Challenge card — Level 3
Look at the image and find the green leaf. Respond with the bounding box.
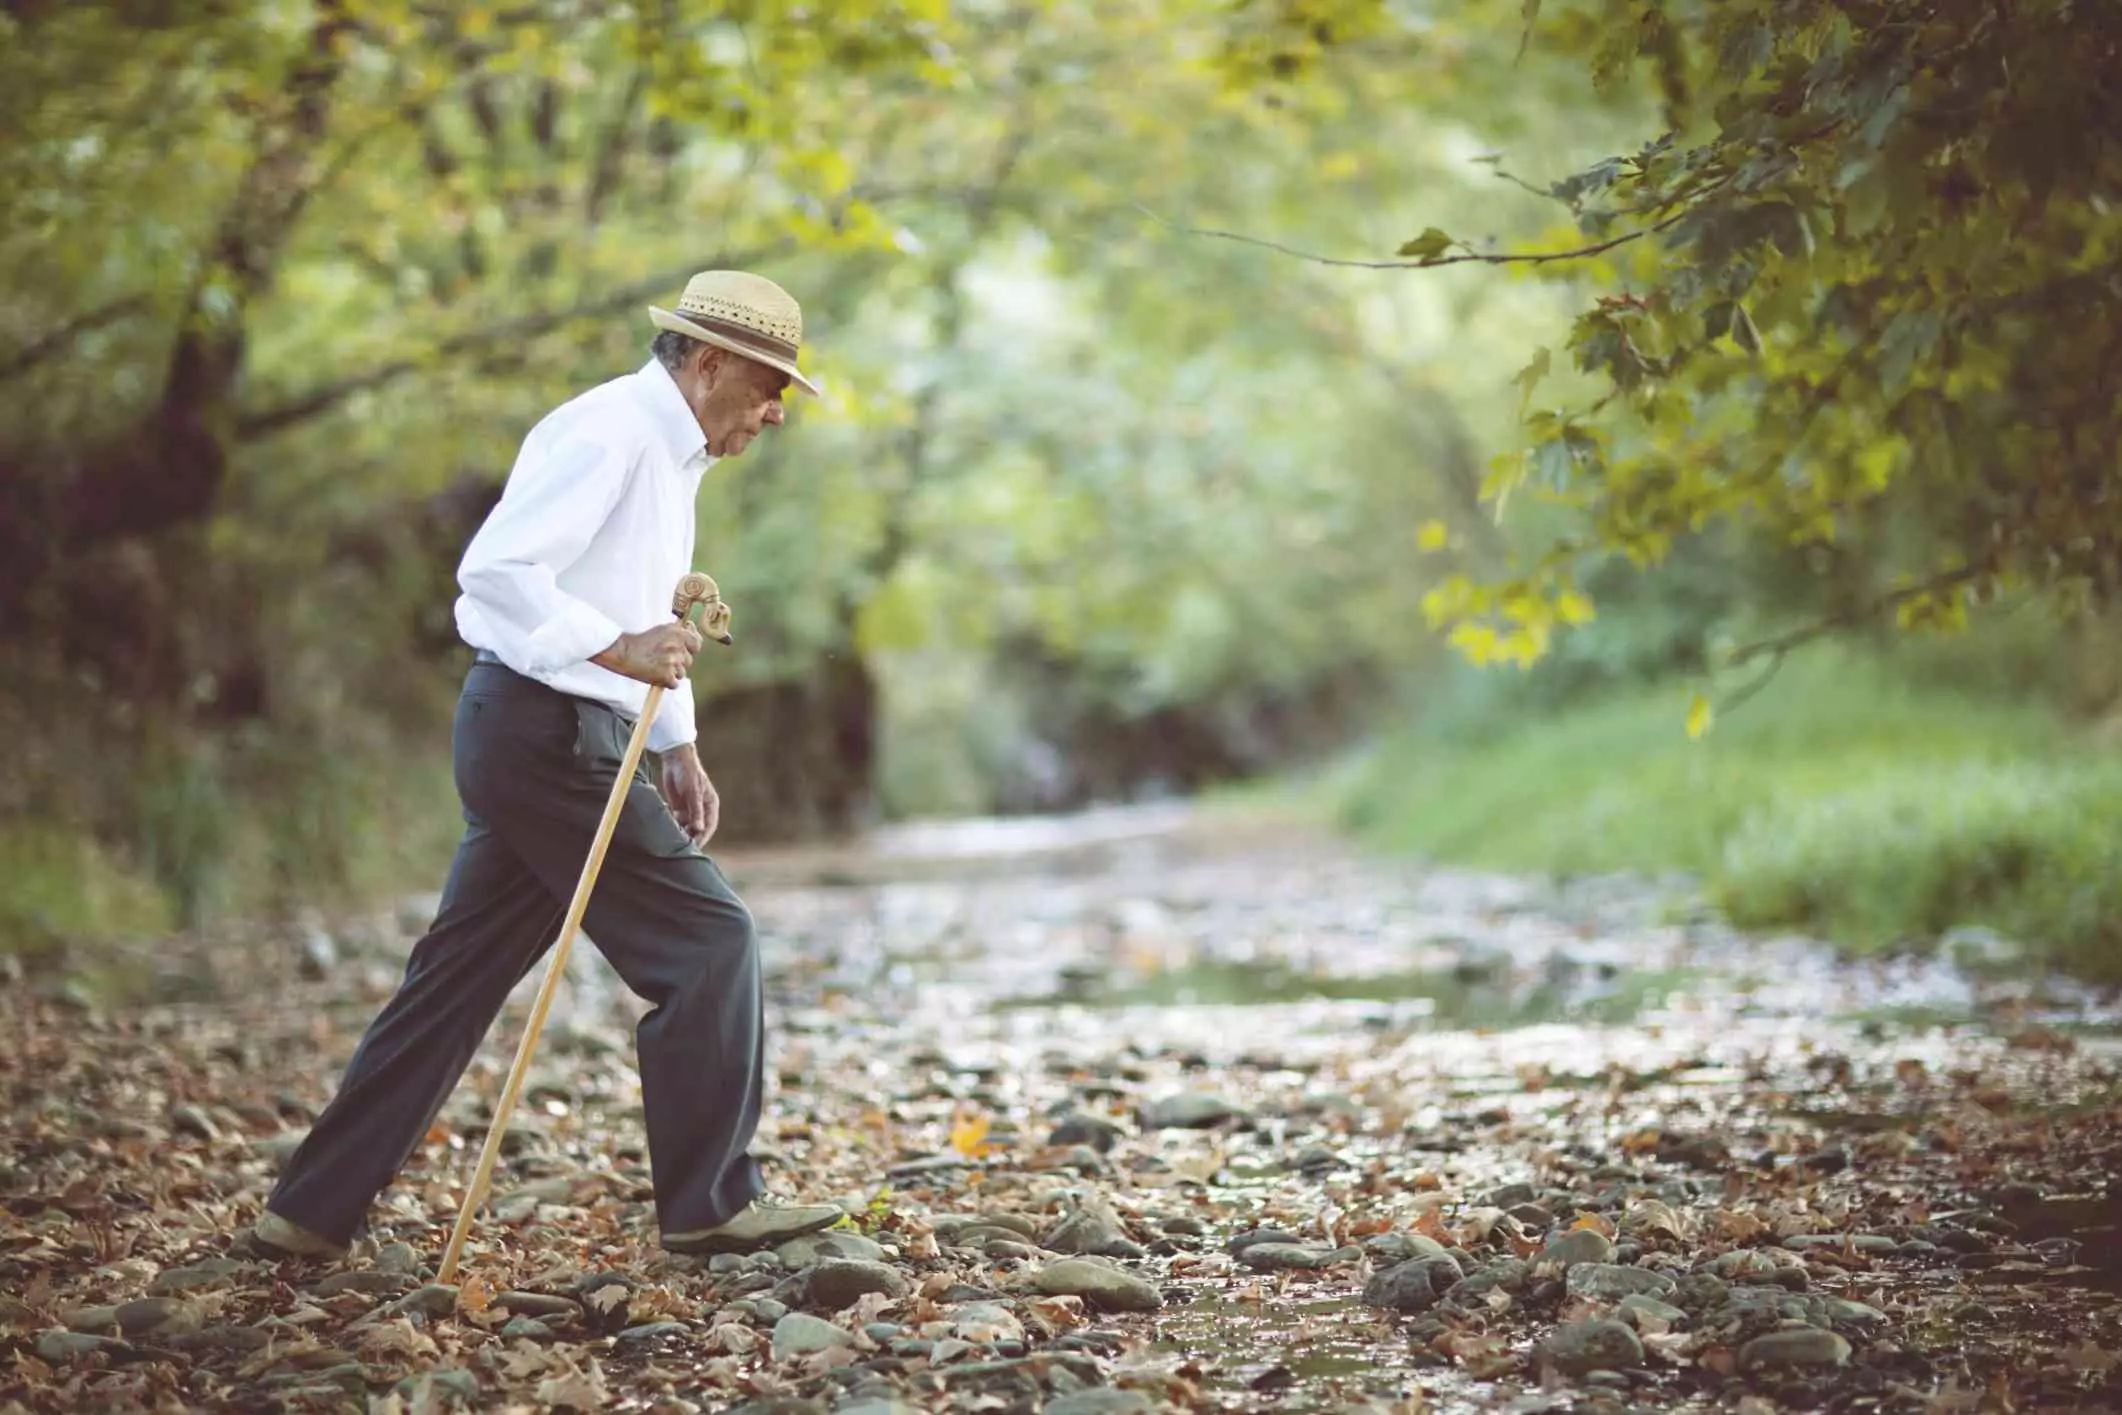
[1397,227,1454,262]
[1511,346,1551,421]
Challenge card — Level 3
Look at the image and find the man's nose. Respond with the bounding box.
[764,400,785,426]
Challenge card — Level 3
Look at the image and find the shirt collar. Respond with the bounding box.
[636,357,710,469]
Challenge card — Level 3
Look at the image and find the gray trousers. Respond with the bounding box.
[267,659,765,1244]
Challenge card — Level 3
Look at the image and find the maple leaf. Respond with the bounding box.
[949,1109,997,1158]
[455,1273,495,1317]
[2062,1342,2119,1375]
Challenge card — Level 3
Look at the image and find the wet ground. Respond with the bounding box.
[5,803,2122,1412]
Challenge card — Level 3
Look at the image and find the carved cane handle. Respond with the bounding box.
[672,571,734,646]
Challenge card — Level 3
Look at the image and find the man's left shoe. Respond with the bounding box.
[663,1197,845,1255]
[245,1209,348,1260]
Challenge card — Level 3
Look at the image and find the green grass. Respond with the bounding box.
[1333,647,2122,984]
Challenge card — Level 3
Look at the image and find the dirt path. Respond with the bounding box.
[5,805,2122,1413]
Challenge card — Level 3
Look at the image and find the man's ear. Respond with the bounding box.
[695,345,725,385]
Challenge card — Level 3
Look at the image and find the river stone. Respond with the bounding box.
[501,1316,553,1341]
[1239,1243,1358,1272]
[1617,1295,1689,1330]
[1567,1264,1680,1302]
[1540,1319,1647,1376]
[947,1302,1024,1343]
[1226,1227,1307,1254]
[310,1270,407,1297]
[1362,1232,1454,1265]
[772,1312,851,1361]
[115,1297,203,1337]
[374,1242,422,1276]
[616,1320,689,1344]
[37,1331,131,1362]
[1541,1229,1615,1269]
[1139,1092,1246,1130]
[1049,1114,1126,1152]
[151,1257,256,1294]
[1029,1258,1162,1312]
[1044,1392,1153,1415]
[496,1291,577,1318]
[1450,1258,1531,1298]
[805,1260,909,1310]
[778,1231,888,1267]
[1825,1298,1890,1330]
[1782,1234,1898,1253]
[1363,1256,1462,1313]
[1483,1183,1539,1209]
[1739,1328,1852,1371]
[384,1285,460,1320]
[1045,1198,1133,1256]
[1702,1250,1802,1286]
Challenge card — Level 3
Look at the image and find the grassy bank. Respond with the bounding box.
[1330,647,2122,985]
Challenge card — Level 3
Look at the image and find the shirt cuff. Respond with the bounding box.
[523,601,626,675]
[648,683,697,753]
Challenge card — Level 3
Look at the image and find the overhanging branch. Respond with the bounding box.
[1134,202,1692,270]
[235,248,785,439]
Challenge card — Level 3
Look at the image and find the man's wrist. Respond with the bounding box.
[589,631,632,674]
[660,741,700,763]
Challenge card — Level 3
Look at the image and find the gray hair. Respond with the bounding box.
[652,329,708,374]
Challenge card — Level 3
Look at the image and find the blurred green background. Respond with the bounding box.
[6,0,2119,984]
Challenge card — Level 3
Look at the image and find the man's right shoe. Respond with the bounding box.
[246,1210,348,1260]
[662,1197,845,1256]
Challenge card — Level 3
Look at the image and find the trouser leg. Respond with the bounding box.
[455,682,766,1235]
[266,819,560,1245]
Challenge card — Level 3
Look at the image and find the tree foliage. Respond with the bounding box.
[1309,0,2122,691]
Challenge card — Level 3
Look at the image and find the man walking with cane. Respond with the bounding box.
[250,271,841,1261]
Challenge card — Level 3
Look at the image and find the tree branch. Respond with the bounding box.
[235,248,786,439]
[1724,564,1987,669]
[0,295,153,384]
[1133,202,1692,270]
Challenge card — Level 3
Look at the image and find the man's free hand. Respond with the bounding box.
[661,744,720,846]
[593,621,703,689]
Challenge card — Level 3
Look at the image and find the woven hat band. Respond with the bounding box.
[674,310,800,366]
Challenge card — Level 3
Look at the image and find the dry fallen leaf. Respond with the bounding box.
[535,1358,610,1411]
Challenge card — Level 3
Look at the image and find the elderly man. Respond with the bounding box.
[249,271,841,1260]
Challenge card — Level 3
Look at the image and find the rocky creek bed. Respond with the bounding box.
[4,805,2121,1413]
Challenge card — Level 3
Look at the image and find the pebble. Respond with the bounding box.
[805,1259,910,1309]
[772,1312,851,1361]
[1483,1183,1539,1208]
[616,1320,689,1344]
[309,1270,406,1296]
[1363,1256,1462,1313]
[496,1291,577,1318]
[1138,1091,1246,1129]
[754,1298,790,1322]
[1566,1264,1680,1301]
[1028,1258,1162,1312]
[1225,1227,1306,1254]
[1739,1327,1853,1370]
[1541,1229,1615,1269]
[385,1285,460,1319]
[1617,1295,1689,1330]
[1044,1199,1134,1257]
[1782,1234,1898,1253]
[1161,1216,1206,1237]
[1449,1258,1530,1297]
[1049,1114,1126,1152]
[778,1231,888,1267]
[863,1321,905,1343]
[500,1316,553,1341]
[1540,1318,1647,1376]
[1362,1232,1453,1265]
[1238,1243,1358,1272]
[37,1331,131,1361]
[374,1242,422,1276]
[170,1104,221,1141]
[150,1258,255,1294]
[948,1302,1024,1342]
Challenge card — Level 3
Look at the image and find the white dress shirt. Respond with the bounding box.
[455,357,717,753]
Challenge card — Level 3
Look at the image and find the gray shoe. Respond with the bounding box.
[247,1210,347,1260]
[663,1197,844,1255]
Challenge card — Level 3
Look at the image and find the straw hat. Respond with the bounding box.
[648,271,820,396]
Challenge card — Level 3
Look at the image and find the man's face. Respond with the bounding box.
[693,349,790,459]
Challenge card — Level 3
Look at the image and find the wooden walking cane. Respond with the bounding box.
[437,571,733,1286]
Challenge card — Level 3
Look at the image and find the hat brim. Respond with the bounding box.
[648,306,821,396]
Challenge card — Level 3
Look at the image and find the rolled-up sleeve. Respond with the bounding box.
[457,436,632,674]
[648,680,697,752]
